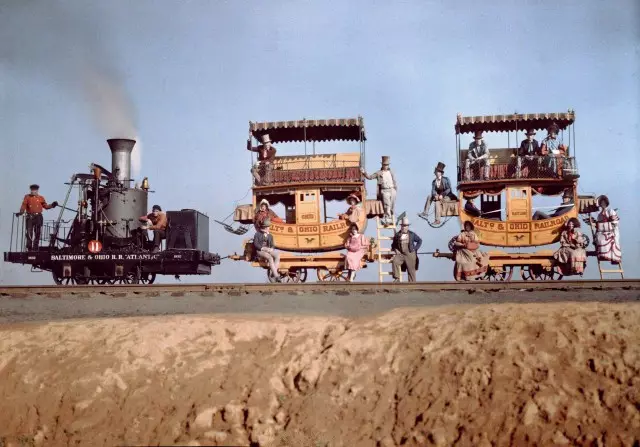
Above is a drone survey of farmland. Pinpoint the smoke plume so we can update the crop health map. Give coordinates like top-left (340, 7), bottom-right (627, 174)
top-left (0, 0), bottom-right (142, 176)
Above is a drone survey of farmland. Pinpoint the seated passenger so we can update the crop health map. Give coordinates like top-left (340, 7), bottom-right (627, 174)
top-left (553, 218), bottom-right (588, 275)
top-left (344, 223), bottom-right (370, 282)
top-left (139, 204), bottom-right (167, 252)
top-left (253, 218), bottom-right (282, 282)
top-left (465, 131), bottom-right (490, 181)
top-left (338, 193), bottom-right (364, 230)
top-left (516, 129), bottom-right (540, 178)
top-left (540, 123), bottom-right (567, 177)
top-left (420, 162), bottom-right (457, 224)
top-left (253, 199), bottom-right (284, 231)
top-left (247, 134), bottom-right (277, 185)
top-left (532, 189), bottom-right (574, 220)
top-left (450, 220), bottom-right (490, 281)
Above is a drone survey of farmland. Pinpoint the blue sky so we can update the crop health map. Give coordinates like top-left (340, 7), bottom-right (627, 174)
top-left (1, 0), bottom-right (638, 284)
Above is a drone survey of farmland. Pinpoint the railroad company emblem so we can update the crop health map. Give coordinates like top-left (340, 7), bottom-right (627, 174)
top-left (88, 240), bottom-right (103, 253)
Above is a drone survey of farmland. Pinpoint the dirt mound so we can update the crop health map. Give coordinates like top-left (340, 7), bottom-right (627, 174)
top-left (0, 302), bottom-right (639, 446)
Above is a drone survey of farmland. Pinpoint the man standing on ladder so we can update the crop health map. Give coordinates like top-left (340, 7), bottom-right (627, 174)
top-left (361, 156), bottom-right (397, 226)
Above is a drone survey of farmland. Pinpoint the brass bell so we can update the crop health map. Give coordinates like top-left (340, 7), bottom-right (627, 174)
top-left (141, 177), bottom-right (150, 190)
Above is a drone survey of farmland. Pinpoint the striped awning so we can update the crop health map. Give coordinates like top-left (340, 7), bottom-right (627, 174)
top-left (456, 111), bottom-right (575, 134)
top-left (249, 117), bottom-right (365, 143)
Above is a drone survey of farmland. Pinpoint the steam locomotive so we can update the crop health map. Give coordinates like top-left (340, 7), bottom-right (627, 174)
top-left (4, 139), bottom-right (220, 285)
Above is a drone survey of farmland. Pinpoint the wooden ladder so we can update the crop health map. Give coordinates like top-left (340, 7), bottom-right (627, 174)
top-left (376, 216), bottom-right (402, 282)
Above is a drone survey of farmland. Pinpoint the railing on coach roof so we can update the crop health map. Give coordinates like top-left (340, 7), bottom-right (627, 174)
top-left (457, 155), bottom-right (578, 183)
top-left (253, 154), bottom-right (363, 186)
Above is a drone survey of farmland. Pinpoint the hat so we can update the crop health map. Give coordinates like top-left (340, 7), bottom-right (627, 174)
top-left (258, 198), bottom-right (270, 208)
top-left (525, 129), bottom-right (536, 136)
top-left (434, 162), bottom-right (445, 174)
top-left (473, 130), bottom-right (483, 140)
top-left (399, 216), bottom-right (410, 226)
top-left (261, 218), bottom-right (272, 228)
top-left (152, 205), bottom-right (162, 212)
top-left (547, 122), bottom-right (559, 133)
top-left (346, 194), bottom-right (360, 204)
top-left (261, 134), bottom-right (272, 144)
top-left (381, 156), bottom-right (390, 165)
top-left (29, 184), bottom-right (39, 190)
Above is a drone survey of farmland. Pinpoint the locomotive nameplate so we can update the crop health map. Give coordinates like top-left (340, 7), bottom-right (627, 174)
top-left (50, 254), bottom-right (161, 261)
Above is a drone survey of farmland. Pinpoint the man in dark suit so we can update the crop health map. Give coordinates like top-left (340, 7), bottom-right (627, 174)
top-left (391, 217), bottom-right (422, 282)
top-left (516, 129), bottom-right (540, 178)
top-left (532, 189), bottom-right (575, 220)
top-left (420, 162), bottom-right (458, 224)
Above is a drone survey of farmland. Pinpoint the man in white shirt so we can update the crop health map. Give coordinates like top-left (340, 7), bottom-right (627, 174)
top-left (361, 156), bottom-right (397, 225)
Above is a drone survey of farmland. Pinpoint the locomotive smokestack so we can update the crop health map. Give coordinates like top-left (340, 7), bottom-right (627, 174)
top-left (107, 138), bottom-right (135, 187)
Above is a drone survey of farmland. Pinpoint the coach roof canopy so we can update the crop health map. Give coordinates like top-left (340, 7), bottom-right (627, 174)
top-left (456, 111), bottom-right (575, 134)
top-left (249, 117), bottom-right (365, 143)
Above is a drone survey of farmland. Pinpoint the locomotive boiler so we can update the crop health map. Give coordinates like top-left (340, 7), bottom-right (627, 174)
top-left (4, 138), bottom-right (221, 285)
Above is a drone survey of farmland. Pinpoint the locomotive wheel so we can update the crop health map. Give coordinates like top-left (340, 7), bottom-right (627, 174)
top-left (140, 273), bottom-right (156, 285)
top-left (52, 272), bottom-right (75, 285)
top-left (119, 270), bottom-right (140, 285)
top-left (94, 278), bottom-right (116, 285)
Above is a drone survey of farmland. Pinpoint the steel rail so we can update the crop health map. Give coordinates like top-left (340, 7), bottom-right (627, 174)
top-left (0, 279), bottom-right (638, 297)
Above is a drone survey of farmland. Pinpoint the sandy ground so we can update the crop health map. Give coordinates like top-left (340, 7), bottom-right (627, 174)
top-left (0, 301), bottom-right (639, 446)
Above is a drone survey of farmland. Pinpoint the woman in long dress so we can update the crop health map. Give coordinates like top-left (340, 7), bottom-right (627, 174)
top-left (339, 194), bottom-right (364, 230)
top-left (344, 223), bottom-right (369, 282)
top-left (553, 217), bottom-right (588, 275)
top-left (594, 195), bottom-right (621, 264)
top-left (450, 221), bottom-right (489, 281)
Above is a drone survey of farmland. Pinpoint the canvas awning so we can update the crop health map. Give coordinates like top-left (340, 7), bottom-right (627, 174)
top-left (456, 111), bottom-right (575, 134)
top-left (249, 117), bottom-right (365, 143)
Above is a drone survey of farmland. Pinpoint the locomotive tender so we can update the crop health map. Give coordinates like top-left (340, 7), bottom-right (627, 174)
top-left (4, 138), bottom-right (220, 285)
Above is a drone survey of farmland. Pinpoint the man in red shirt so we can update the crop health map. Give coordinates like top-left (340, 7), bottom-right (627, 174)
top-left (17, 184), bottom-right (58, 251)
top-left (139, 205), bottom-right (167, 252)
top-left (247, 134), bottom-right (277, 185)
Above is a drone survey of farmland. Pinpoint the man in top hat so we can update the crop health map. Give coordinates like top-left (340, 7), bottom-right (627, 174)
top-left (391, 216), bottom-right (422, 282)
top-left (247, 133), bottom-right (277, 185)
top-left (139, 204), bottom-right (167, 252)
top-left (516, 129), bottom-right (541, 178)
top-left (420, 162), bottom-right (457, 224)
top-left (253, 218), bottom-right (282, 282)
top-left (532, 189), bottom-right (575, 220)
top-left (465, 130), bottom-right (490, 181)
top-left (540, 122), bottom-right (567, 177)
top-left (16, 184), bottom-right (58, 251)
top-left (361, 156), bottom-right (397, 225)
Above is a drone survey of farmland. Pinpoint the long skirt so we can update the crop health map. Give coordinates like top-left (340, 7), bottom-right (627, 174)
top-left (454, 248), bottom-right (489, 281)
top-left (554, 247), bottom-right (587, 275)
top-left (596, 230), bottom-right (622, 263)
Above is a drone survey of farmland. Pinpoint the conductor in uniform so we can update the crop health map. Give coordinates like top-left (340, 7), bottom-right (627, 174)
top-left (16, 184), bottom-right (58, 251)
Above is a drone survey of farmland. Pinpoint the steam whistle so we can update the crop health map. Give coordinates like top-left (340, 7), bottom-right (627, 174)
top-left (141, 177), bottom-right (150, 191)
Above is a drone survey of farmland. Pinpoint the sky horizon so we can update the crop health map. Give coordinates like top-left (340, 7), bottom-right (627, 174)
top-left (1, 0), bottom-right (638, 285)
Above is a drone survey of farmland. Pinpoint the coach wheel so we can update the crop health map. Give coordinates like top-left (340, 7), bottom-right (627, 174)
top-left (289, 268), bottom-right (308, 283)
top-left (316, 267), bottom-right (349, 282)
top-left (521, 265), bottom-right (544, 281)
top-left (541, 265), bottom-right (563, 281)
top-left (483, 266), bottom-right (513, 281)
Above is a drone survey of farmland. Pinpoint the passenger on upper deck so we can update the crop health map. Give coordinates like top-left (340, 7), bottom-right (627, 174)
top-left (532, 189), bottom-right (574, 220)
top-left (338, 194), bottom-right (364, 230)
top-left (248, 134), bottom-right (277, 185)
top-left (553, 218), bottom-right (588, 275)
top-left (361, 156), bottom-right (397, 226)
top-left (540, 123), bottom-right (567, 177)
top-left (253, 199), bottom-right (284, 231)
top-left (420, 162), bottom-right (457, 224)
top-left (465, 131), bottom-right (490, 181)
top-left (516, 129), bottom-right (540, 178)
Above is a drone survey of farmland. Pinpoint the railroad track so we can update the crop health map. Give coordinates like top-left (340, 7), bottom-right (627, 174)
top-left (0, 279), bottom-right (638, 297)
